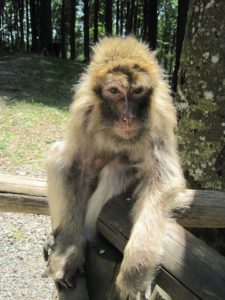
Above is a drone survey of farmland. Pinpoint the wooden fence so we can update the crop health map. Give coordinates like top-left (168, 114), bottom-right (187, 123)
top-left (0, 173), bottom-right (225, 300)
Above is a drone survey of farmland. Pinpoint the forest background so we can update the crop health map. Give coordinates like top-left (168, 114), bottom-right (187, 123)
top-left (0, 0), bottom-right (224, 191)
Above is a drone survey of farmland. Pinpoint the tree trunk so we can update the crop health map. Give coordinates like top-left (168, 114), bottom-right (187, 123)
top-left (0, 0), bottom-right (5, 49)
top-left (39, 0), bottom-right (52, 53)
top-left (70, 0), bottom-right (76, 60)
top-left (127, 0), bottom-right (135, 34)
top-left (172, 0), bottom-right (189, 92)
top-left (133, 0), bottom-right (138, 35)
top-left (61, 0), bottom-right (66, 58)
top-left (25, 0), bottom-right (29, 51)
top-left (83, 0), bottom-right (90, 62)
top-left (30, 0), bottom-right (37, 51)
top-left (93, 0), bottom-right (99, 43)
top-left (143, 0), bottom-right (148, 40)
top-left (0, 0), bottom-right (4, 17)
top-left (105, 0), bottom-right (112, 36)
top-left (148, 0), bottom-right (157, 50)
top-left (120, 1), bottom-right (124, 36)
top-left (13, 0), bottom-right (19, 50)
top-left (125, 0), bottom-right (130, 35)
top-left (18, 0), bottom-right (25, 50)
top-left (176, 0), bottom-right (225, 191)
top-left (116, 0), bottom-right (119, 35)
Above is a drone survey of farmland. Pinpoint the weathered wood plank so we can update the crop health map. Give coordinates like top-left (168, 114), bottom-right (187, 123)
top-left (86, 237), bottom-right (122, 300)
top-left (1, 173), bottom-right (225, 228)
top-left (174, 189), bottom-right (225, 228)
top-left (0, 193), bottom-right (49, 215)
top-left (57, 277), bottom-right (89, 300)
top-left (0, 173), bottom-right (47, 196)
top-left (1, 174), bottom-right (225, 298)
top-left (98, 195), bottom-right (225, 300)
top-left (156, 270), bottom-right (199, 300)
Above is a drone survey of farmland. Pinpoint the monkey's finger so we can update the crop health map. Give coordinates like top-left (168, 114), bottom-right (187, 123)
top-left (56, 279), bottom-right (71, 291)
top-left (65, 278), bottom-right (76, 288)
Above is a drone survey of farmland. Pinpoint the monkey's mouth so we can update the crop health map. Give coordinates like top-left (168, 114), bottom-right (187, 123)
top-left (113, 125), bottom-right (140, 140)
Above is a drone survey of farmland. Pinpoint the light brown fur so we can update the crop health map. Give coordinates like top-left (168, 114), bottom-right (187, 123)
top-left (44, 37), bottom-right (185, 299)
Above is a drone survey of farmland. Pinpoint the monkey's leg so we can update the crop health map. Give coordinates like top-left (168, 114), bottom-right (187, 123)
top-left (85, 157), bottom-right (130, 240)
top-left (44, 143), bottom-right (94, 291)
top-left (116, 188), bottom-right (174, 300)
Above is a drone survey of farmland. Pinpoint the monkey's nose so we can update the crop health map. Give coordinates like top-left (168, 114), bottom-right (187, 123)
top-left (121, 114), bottom-right (134, 126)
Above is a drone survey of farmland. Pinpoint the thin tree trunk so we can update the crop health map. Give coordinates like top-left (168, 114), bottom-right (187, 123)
top-left (125, 0), bottom-right (130, 35)
top-left (61, 0), bottom-right (66, 58)
top-left (40, 0), bottom-right (52, 53)
top-left (13, 0), bottom-right (19, 50)
top-left (70, 0), bottom-right (76, 60)
top-left (143, 0), bottom-right (148, 40)
top-left (116, 0), bottom-right (119, 35)
top-left (83, 0), bottom-right (90, 62)
top-left (105, 0), bottom-right (112, 36)
top-left (93, 0), bottom-right (99, 43)
top-left (25, 0), bottom-right (29, 51)
top-left (30, 0), bottom-right (37, 51)
top-left (18, 0), bottom-right (24, 50)
top-left (129, 0), bottom-right (135, 34)
top-left (148, 0), bottom-right (157, 50)
top-left (172, 0), bottom-right (189, 92)
top-left (0, 0), bottom-right (4, 16)
top-left (133, 0), bottom-right (138, 35)
top-left (120, 1), bottom-right (124, 36)
top-left (0, 0), bottom-right (5, 50)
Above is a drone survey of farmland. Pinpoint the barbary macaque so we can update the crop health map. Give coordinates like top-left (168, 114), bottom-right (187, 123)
top-left (44, 36), bottom-right (185, 299)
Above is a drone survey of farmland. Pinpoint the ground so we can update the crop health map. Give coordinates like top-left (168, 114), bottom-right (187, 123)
top-left (0, 53), bottom-right (82, 299)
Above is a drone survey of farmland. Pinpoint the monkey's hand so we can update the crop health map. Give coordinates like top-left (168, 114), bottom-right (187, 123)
top-left (116, 246), bottom-right (154, 300)
top-left (43, 231), bottom-right (85, 291)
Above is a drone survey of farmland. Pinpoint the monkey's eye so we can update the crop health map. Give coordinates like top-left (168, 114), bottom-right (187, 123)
top-left (133, 87), bottom-right (143, 94)
top-left (109, 87), bottom-right (119, 94)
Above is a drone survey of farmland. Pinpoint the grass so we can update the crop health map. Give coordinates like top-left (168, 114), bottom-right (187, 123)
top-left (0, 54), bottom-right (83, 176)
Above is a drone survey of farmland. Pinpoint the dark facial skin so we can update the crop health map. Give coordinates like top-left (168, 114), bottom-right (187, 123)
top-left (95, 72), bottom-right (152, 140)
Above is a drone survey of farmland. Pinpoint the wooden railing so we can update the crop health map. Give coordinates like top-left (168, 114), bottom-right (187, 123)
top-left (1, 173), bottom-right (225, 300)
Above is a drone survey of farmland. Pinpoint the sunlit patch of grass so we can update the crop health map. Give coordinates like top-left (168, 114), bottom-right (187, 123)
top-left (6, 224), bottom-right (27, 240)
top-left (0, 54), bottom-right (83, 175)
top-left (0, 100), bottom-right (69, 171)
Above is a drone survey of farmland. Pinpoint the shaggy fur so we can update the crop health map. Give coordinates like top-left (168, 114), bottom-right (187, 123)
top-left (45, 36), bottom-right (185, 300)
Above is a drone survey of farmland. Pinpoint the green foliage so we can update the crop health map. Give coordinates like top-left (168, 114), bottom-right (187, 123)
top-left (157, 0), bottom-right (178, 77)
top-left (0, 0), bottom-right (178, 77)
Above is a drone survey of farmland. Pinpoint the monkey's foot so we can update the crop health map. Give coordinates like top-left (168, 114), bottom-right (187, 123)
top-left (44, 244), bottom-right (85, 290)
top-left (116, 266), bottom-right (152, 300)
top-left (43, 232), bottom-right (85, 290)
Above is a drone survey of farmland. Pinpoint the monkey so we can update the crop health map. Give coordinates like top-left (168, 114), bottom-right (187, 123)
top-left (43, 36), bottom-right (186, 299)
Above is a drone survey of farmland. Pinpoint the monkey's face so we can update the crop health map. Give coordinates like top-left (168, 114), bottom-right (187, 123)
top-left (95, 67), bottom-right (152, 141)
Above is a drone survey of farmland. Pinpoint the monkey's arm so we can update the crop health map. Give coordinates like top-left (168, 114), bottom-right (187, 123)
top-left (44, 142), bottom-right (91, 289)
top-left (45, 144), bottom-right (130, 290)
top-left (116, 160), bottom-right (185, 299)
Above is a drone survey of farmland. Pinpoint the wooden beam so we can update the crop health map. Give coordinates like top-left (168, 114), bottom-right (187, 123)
top-left (1, 174), bottom-right (225, 298)
top-left (174, 189), bottom-right (225, 228)
top-left (0, 193), bottom-right (49, 215)
top-left (0, 173), bottom-right (47, 196)
top-left (98, 195), bottom-right (225, 300)
top-left (0, 173), bottom-right (225, 228)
